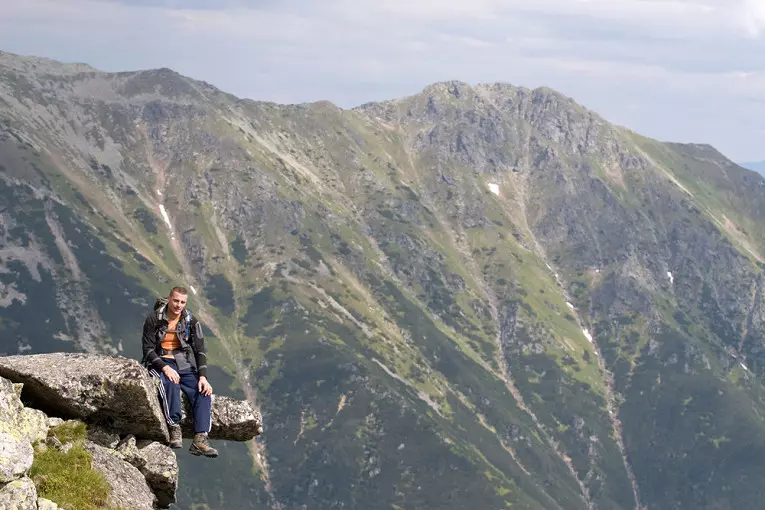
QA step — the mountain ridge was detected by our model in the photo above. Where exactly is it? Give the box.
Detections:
[1,48,765,510]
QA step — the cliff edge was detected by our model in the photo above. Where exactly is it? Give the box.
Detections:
[0,353,263,509]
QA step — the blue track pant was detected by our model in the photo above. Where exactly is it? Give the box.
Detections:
[150,357,211,434]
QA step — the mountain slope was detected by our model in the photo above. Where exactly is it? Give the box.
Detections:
[2,50,765,509]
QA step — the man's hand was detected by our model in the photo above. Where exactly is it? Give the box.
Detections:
[162,365,180,384]
[198,376,213,396]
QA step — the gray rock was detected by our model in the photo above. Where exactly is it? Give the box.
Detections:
[117,435,178,508]
[44,436,63,451]
[45,418,63,429]
[87,425,120,449]
[18,408,47,445]
[0,476,37,510]
[0,432,33,483]
[84,441,156,510]
[115,435,143,467]
[36,497,58,510]
[0,377,48,445]
[180,392,264,441]
[0,353,168,442]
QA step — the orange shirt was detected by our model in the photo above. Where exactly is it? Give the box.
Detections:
[161,315,182,356]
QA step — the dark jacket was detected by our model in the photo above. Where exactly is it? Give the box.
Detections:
[141,305,208,378]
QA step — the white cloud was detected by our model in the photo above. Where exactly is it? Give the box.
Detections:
[740,0,765,36]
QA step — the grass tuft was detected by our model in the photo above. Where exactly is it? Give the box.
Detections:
[29,421,126,510]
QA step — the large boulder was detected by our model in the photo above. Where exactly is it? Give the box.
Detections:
[84,441,156,510]
[117,435,178,509]
[0,476,37,510]
[0,353,169,443]
[0,352,264,446]
[0,377,48,445]
[0,432,33,483]
[180,392,264,440]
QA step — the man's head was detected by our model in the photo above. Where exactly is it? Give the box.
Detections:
[167,286,188,317]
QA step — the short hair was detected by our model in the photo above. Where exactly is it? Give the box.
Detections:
[169,286,189,296]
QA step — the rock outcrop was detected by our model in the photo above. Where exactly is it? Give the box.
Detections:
[84,441,158,510]
[0,476,37,510]
[180,392,264,440]
[0,353,170,443]
[0,352,264,442]
[116,436,178,508]
[0,352,264,509]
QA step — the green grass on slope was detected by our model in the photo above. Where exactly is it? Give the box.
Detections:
[240,279,583,510]
[629,133,765,264]
[621,324,765,510]
[30,421,128,510]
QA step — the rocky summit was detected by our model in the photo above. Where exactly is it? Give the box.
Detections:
[0,352,262,509]
[1,49,765,509]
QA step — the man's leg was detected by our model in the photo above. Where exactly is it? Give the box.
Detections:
[178,369,217,458]
[178,370,212,433]
[149,361,183,448]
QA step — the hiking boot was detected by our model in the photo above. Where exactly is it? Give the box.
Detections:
[189,432,218,458]
[168,424,182,449]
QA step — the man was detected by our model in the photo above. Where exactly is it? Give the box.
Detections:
[141,285,218,458]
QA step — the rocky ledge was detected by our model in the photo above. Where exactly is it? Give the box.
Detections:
[0,353,264,509]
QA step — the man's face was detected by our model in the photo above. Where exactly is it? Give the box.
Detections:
[168,291,187,317]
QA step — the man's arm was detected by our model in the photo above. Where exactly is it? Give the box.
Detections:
[142,315,167,372]
[191,319,212,396]
[191,319,208,379]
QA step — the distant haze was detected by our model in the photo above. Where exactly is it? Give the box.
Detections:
[740,161,765,174]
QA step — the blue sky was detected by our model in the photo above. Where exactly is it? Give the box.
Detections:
[1,0,764,161]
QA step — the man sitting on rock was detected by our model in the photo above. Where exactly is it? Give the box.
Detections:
[141,285,219,458]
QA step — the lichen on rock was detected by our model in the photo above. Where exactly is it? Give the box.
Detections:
[0,353,169,443]
[0,352,264,509]
[0,432,34,483]
[83,441,157,510]
[116,435,178,508]
[0,476,37,510]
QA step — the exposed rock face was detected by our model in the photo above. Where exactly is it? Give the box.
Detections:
[0,353,169,443]
[0,352,263,509]
[117,435,178,508]
[0,377,48,445]
[0,477,37,510]
[0,377,39,510]
[180,392,264,440]
[0,432,34,483]
[84,441,157,510]
[87,425,121,449]
[0,352,263,446]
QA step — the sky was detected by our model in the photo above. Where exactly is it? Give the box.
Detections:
[0,0,764,162]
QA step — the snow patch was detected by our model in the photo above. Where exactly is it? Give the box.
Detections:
[159,205,173,230]
[582,328,593,343]
[741,362,749,372]
[488,183,500,196]
[667,271,674,284]
[566,302,574,310]
[190,285,197,295]
[156,190,163,196]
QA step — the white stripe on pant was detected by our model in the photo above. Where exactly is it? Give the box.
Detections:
[149,368,178,426]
